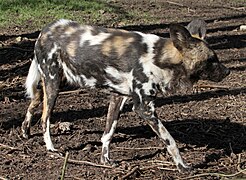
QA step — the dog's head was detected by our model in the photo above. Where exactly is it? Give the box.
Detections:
[169,23,230,83]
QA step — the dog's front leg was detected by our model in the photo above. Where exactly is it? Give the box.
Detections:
[134,99,190,172]
[101,93,127,166]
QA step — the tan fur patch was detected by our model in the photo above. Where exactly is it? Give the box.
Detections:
[162,40,183,64]
[101,40,112,56]
[66,41,77,57]
[191,34,202,40]
[29,89,42,110]
[65,26,77,35]
[107,28,129,34]
[41,78,49,132]
[40,32,49,46]
[101,36,134,57]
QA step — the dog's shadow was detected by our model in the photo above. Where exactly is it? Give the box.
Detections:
[114,117,246,167]
[57,88,246,157]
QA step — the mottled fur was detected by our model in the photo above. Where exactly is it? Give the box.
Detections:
[22,19,229,172]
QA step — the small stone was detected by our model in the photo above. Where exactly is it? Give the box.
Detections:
[16,36,22,42]
[58,122,73,133]
[239,25,246,31]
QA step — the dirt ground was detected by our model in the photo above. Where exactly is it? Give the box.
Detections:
[0,0,246,179]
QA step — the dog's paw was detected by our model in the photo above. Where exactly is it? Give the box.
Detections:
[101,157,118,167]
[177,163,192,173]
[21,126,30,139]
[48,149,65,157]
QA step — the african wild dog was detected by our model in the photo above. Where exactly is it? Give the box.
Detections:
[22,19,230,172]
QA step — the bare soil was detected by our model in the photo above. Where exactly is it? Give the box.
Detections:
[0,1,245,179]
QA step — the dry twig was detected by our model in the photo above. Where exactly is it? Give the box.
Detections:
[0,143,19,151]
[194,84,230,90]
[116,146,163,150]
[237,153,246,175]
[67,158,112,168]
[60,152,69,180]
[222,6,245,11]
[166,1,184,7]
[166,1,195,12]
[59,89,84,95]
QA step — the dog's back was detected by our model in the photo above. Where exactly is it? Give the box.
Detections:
[32,19,172,96]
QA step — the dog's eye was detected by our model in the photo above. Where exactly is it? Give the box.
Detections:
[207,57,215,63]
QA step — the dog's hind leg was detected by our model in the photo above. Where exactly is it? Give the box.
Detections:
[100,94,127,165]
[41,75,60,151]
[22,57,42,139]
[22,89,43,139]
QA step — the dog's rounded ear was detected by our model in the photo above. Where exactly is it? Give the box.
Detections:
[186,19,206,40]
[169,24,192,51]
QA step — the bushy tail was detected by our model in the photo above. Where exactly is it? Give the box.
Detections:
[25,56,41,99]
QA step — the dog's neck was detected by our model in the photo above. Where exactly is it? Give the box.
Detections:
[157,40,183,65]
[152,39,195,94]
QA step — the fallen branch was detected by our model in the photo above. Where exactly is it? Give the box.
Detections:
[116,146,163,150]
[59,89,84,95]
[157,167,177,171]
[148,160,174,166]
[0,143,20,151]
[179,168,246,179]
[166,1,195,12]
[67,158,112,168]
[222,6,245,11]
[194,84,230,89]
[166,1,184,7]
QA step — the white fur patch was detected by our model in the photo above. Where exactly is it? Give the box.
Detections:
[120,96,128,111]
[80,75,97,87]
[137,32,160,72]
[47,43,58,60]
[101,120,118,146]
[37,64,45,76]
[104,66,133,95]
[136,32,174,95]
[61,62,97,87]
[25,56,41,99]
[43,118,55,151]
[52,19,72,28]
[135,33,174,95]
[61,62,81,85]
[49,74,56,79]
[134,86,142,103]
